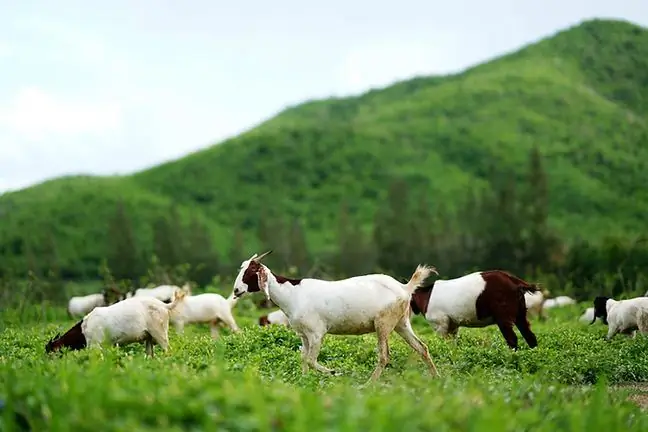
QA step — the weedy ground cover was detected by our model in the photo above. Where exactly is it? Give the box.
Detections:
[2,302,648,431]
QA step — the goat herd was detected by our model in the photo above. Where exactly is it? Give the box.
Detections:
[45,250,648,384]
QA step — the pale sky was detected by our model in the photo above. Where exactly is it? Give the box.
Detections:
[0,0,646,194]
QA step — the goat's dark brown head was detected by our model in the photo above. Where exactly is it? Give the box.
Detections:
[45,321,87,354]
[258,315,270,326]
[591,296,610,325]
[233,250,273,299]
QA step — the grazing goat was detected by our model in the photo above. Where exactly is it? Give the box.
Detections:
[258,309,290,327]
[543,295,576,310]
[67,286,122,317]
[134,283,191,303]
[524,287,551,321]
[590,295,648,340]
[410,270,539,350]
[232,250,439,384]
[171,292,241,338]
[67,293,106,318]
[46,290,187,357]
[580,307,595,323]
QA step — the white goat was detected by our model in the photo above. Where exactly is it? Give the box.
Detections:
[591,295,648,340]
[232,250,439,384]
[543,295,576,309]
[171,292,240,338]
[524,287,550,320]
[67,293,107,317]
[134,283,191,303]
[46,290,187,357]
[258,309,290,327]
[579,307,594,323]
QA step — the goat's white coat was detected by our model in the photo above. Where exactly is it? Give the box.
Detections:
[524,291,546,319]
[171,292,240,338]
[262,309,290,327]
[82,292,186,355]
[134,283,191,302]
[68,293,105,317]
[232,253,439,383]
[420,272,493,336]
[580,307,594,323]
[599,297,648,340]
[544,296,576,309]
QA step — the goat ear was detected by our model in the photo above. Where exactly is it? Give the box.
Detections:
[257,266,270,300]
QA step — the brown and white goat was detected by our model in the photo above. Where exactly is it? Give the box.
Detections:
[410,270,539,349]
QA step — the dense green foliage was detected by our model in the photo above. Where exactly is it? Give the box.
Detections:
[1,18,647,300]
[2,295,648,430]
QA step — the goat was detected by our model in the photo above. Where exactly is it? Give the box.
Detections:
[67,293,106,318]
[46,290,187,357]
[543,295,576,309]
[524,287,550,321]
[66,286,123,317]
[258,309,290,327]
[171,292,240,338]
[133,283,191,303]
[232,250,439,384]
[410,270,539,350]
[590,295,648,340]
[579,307,594,323]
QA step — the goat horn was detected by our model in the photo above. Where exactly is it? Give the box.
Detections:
[254,250,273,261]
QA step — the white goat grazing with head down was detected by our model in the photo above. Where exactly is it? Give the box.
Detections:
[134,283,191,303]
[232,250,440,384]
[67,286,122,317]
[171,292,241,338]
[46,290,187,357]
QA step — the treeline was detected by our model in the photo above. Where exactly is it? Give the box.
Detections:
[3,147,648,302]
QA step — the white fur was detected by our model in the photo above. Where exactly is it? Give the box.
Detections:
[261,309,290,326]
[580,307,594,323]
[134,283,191,302]
[171,292,240,338]
[524,291,547,319]
[421,272,492,336]
[544,296,576,309]
[82,291,186,356]
[599,297,648,340]
[68,293,106,317]
[232,252,439,384]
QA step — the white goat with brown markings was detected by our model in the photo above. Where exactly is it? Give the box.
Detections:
[232,250,439,384]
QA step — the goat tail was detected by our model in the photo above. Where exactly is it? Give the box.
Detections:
[499,271,541,295]
[404,264,438,294]
[165,289,187,311]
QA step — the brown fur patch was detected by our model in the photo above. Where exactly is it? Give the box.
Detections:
[259,315,270,326]
[410,282,435,315]
[476,270,538,349]
[45,320,87,353]
[242,260,302,293]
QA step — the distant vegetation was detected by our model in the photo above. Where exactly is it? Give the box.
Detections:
[1,18,648,302]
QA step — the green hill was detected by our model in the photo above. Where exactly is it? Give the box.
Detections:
[1,18,647,279]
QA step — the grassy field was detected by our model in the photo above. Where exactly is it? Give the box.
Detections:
[2,293,648,431]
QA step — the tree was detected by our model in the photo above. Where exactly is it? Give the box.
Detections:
[106,200,140,282]
[521,146,557,275]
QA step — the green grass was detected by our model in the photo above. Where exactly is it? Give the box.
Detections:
[1,18,648,277]
[2,298,648,430]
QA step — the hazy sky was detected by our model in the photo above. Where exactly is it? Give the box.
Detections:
[0,0,646,194]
